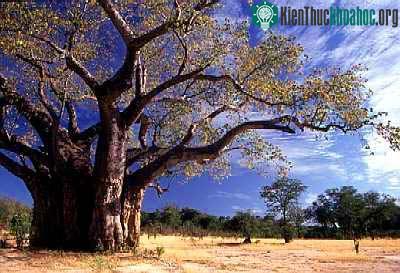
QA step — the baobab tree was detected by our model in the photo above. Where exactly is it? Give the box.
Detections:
[0,0,392,250]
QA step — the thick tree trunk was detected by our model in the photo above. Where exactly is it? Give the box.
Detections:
[122,186,145,248]
[90,102,128,251]
[30,180,63,249]
[29,175,94,249]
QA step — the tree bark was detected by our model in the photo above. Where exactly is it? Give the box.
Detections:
[90,101,127,251]
[122,186,145,248]
[29,174,94,249]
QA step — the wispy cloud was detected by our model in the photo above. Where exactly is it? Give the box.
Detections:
[231,205,263,214]
[304,192,319,205]
[209,191,252,200]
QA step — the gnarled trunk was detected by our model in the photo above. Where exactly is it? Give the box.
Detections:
[122,186,145,248]
[90,101,128,251]
[29,132,95,250]
[30,174,94,249]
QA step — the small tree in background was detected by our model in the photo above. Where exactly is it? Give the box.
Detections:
[160,205,182,231]
[0,0,395,251]
[288,205,307,238]
[0,197,31,227]
[9,213,31,249]
[225,211,258,243]
[261,177,307,243]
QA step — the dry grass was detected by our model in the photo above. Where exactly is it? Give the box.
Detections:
[1,236,400,272]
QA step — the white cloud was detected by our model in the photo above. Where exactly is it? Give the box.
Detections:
[219,1,400,196]
[304,192,319,205]
[231,205,263,215]
[209,191,252,200]
[276,1,400,192]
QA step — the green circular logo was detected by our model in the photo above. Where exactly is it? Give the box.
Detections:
[251,1,279,30]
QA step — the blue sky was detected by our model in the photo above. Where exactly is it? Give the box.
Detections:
[1,0,400,216]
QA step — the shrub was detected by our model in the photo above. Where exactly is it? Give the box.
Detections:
[155,246,165,259]
[281,225,296,243]
[9,213,31,249]
[89,255,116,272]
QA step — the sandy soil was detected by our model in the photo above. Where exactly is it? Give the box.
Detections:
[0,236,399,272]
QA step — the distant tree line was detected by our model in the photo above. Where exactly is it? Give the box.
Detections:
[0,197,31,248]
[141,206,282,240]
[306,186,400,240]
[0,197,31,228]
[1,185,399,246]
[140,184,400,242]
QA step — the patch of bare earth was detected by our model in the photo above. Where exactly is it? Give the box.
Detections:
[0,237,399,272]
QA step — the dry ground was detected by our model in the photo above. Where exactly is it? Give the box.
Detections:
[0,236,399,272]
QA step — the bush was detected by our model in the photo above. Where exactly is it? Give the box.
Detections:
[0,197,31,226]
[155,246,165,259]
[281,225,296,243]
[9,213,31,249]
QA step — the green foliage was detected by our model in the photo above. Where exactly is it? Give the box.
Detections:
[307,187,399,239]
[142,205,282,239]
[89,255,116,272]
[9,213,31,249]
[225,211,257,238]
[141,188,400,241]
[260,177,307,224]
[160,205,182,229]
[155,246,165,259]
[0,196,31,226]
[0,0,392,191]
[281,225,296,243]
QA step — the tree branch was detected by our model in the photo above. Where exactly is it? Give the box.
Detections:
[0,74,52,141]
[195,74,294,107]
[130,1,182,49]
[0,134,47,172]
[122,66,207,126]
[135,55,146,98]
[65,54,99,91]
[138,114,150,149]
[126,117,295,189]
[13,54,59,120]
[66,101,80,137]
[73,122,101,144]
[98,0,135,44]
[173,30,188,75]
[0,151,35,181]
[4,30,100,91]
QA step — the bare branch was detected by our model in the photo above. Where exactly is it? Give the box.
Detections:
[122,66,207,127]
[126,116,295,189]
[73,122,101,144]
[135,55,146,98]
[65,54,99,91]
[0,133,47,171]
[173,30,188,75]
[98,0,135,44]
[13,54,59,120]
[66,101,80,137]
[0,151,35,181]
[138,114,150,149]
[0,74,53,141]
[148,182,168,197]
[195,74,294,107]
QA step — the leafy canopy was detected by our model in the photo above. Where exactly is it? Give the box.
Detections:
[0,0,390,185]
